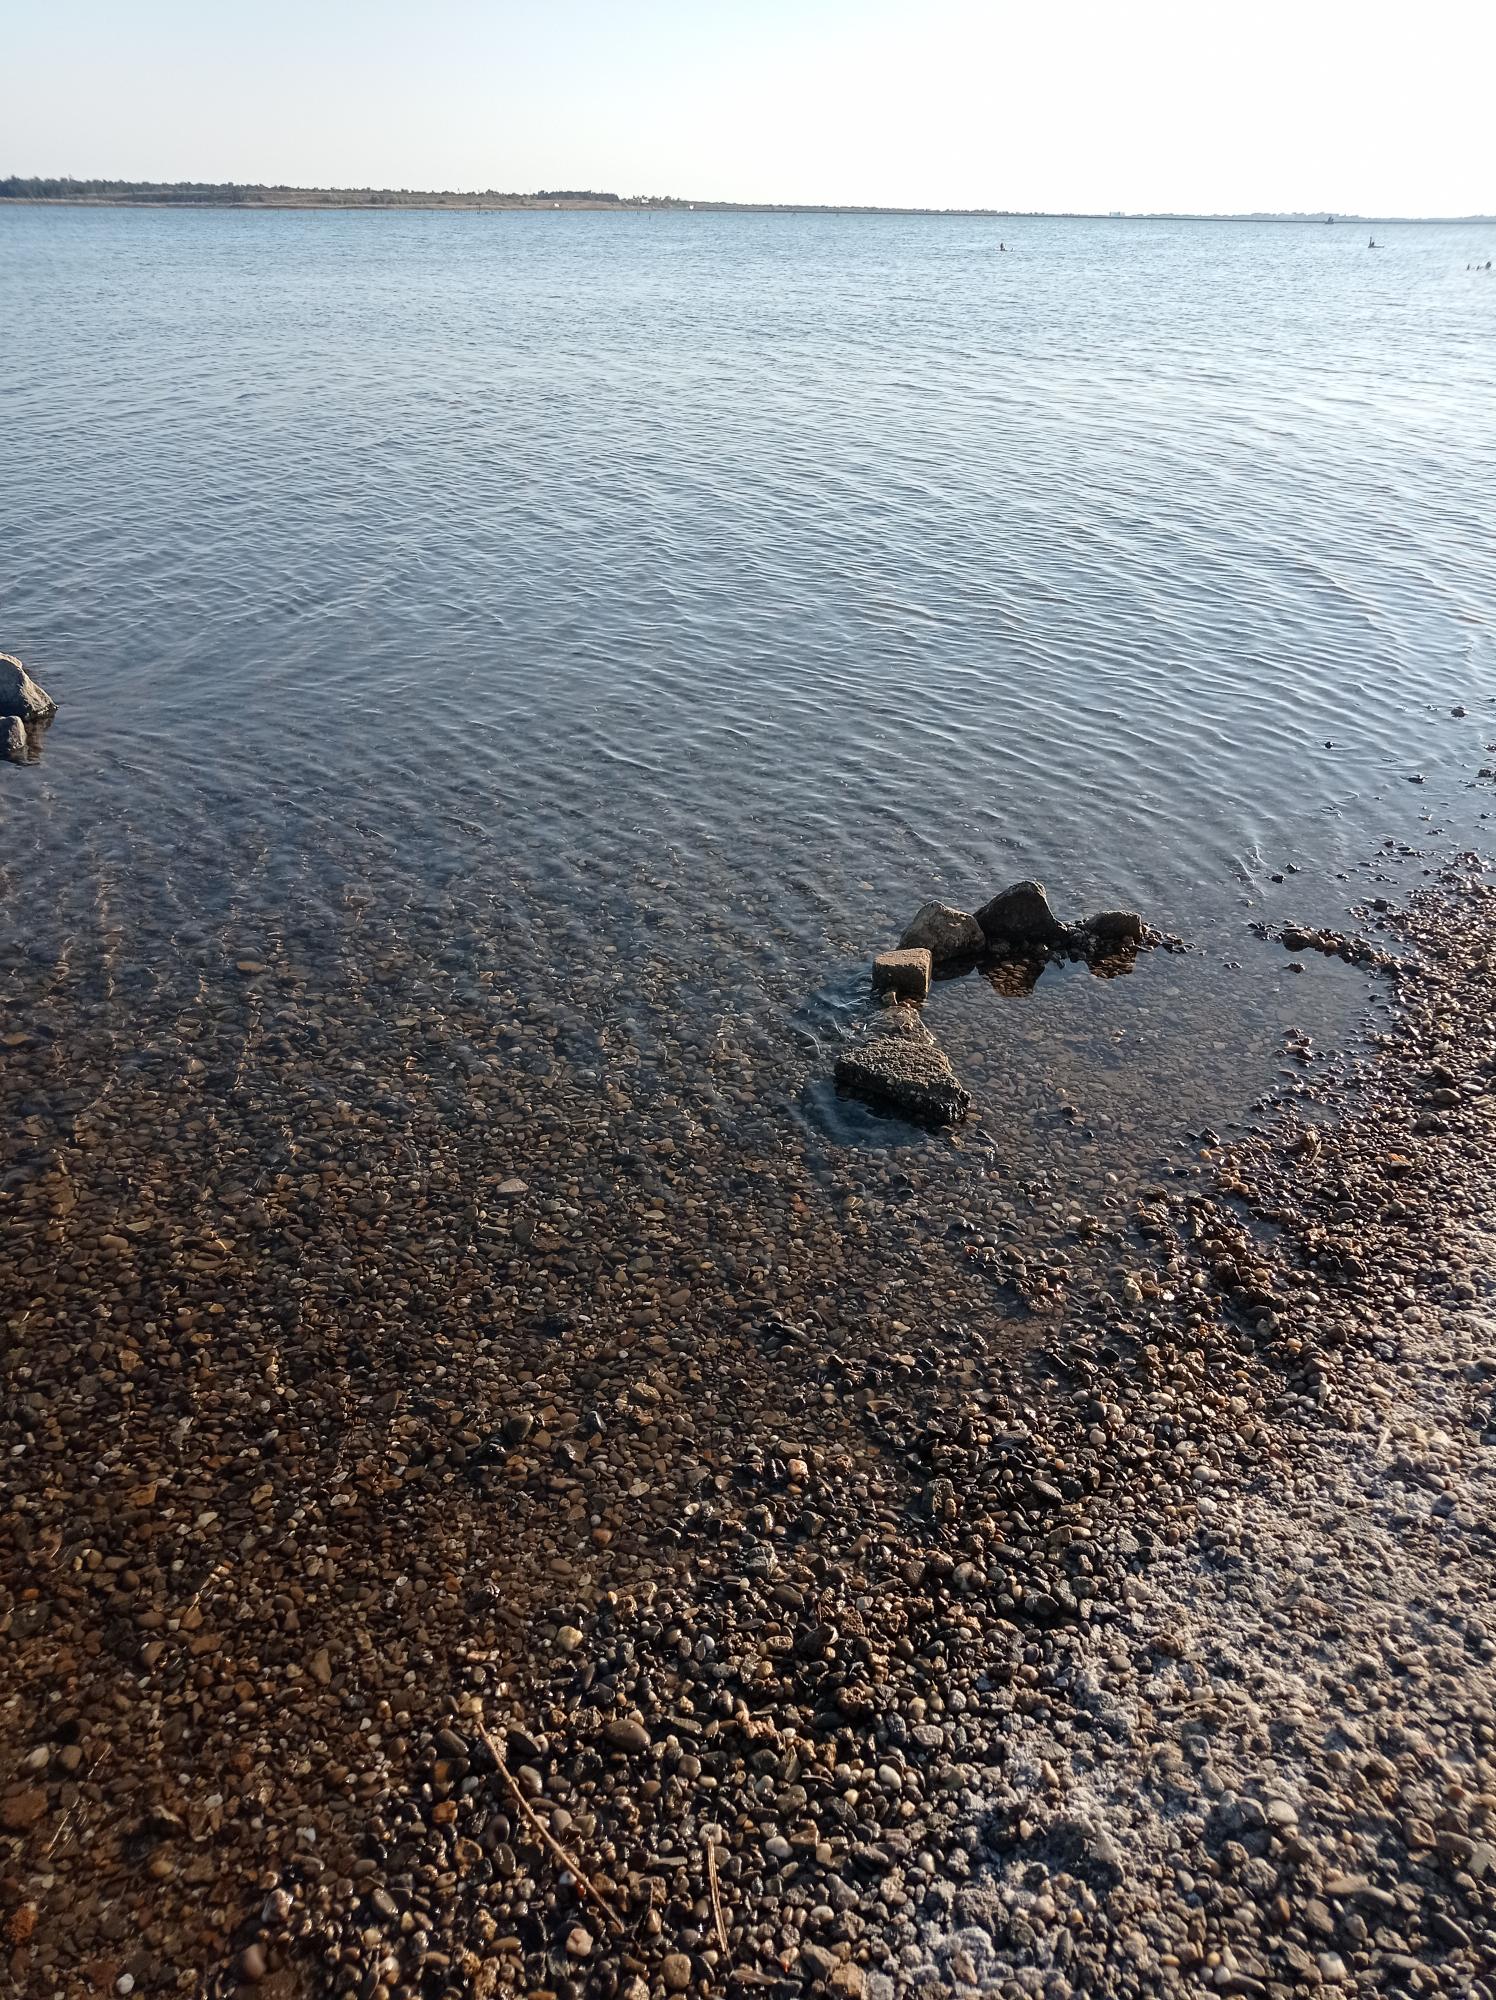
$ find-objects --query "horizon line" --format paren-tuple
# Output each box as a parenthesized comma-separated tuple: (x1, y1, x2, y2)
(3, 177, 1494, 224)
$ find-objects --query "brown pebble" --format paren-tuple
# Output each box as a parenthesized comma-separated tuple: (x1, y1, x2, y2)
(6, 1905, 38, 1946)
(604, 1718, 652, 1754)
(1, 1788, 48, 1833)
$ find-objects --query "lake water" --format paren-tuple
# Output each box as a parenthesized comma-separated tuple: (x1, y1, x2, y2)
(3, 208, 1495, 1313)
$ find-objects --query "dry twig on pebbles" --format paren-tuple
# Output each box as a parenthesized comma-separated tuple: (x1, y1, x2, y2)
(475, 1723, 625, 1934)
(45, 1743, 112, 1859)
(706, 1833, 730, 1957)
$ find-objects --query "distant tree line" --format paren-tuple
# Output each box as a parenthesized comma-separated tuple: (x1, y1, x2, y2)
(0, 176, 1025, 215)
(0, 177, 640, 206)
(3, 176, 263, 202)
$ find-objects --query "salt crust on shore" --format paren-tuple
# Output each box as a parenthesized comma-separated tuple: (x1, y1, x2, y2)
(908, 1225, 1496, 1996)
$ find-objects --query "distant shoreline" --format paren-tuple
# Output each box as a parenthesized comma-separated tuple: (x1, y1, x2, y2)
(3, 180, 1492, 222)
(7, 197, 1013, 216)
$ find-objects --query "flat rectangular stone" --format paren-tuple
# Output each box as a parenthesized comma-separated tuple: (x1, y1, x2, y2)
(872, 948, 931, 1002)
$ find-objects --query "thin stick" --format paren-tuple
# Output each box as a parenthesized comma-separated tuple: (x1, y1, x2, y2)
(46, 1742, 112, 1857)
(476, 1724, 623, 1934)
(706, 1835, 729, 1956)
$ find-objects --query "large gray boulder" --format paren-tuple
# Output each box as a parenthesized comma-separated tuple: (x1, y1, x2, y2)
(898, 901, 985, 965)
(974, 879, 1068, 951)
(1, 716, 28, 764)
(0, 655, 57, 723)
(834, 1009, 970, 1126)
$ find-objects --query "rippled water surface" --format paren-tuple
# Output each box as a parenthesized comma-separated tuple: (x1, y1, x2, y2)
(4, 208, 1496, 1221)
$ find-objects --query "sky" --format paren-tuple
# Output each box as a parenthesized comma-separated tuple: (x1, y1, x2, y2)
(9, 0, 1495, 216)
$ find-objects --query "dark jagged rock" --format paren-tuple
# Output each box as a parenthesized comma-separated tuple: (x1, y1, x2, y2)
(974, 879, 1067, 951)
(1, 716, 28, 765)
(834, 1011, 969, 1125)
(1081, 909, 1145, 948)
(0, 654, 57, 724)
(898, 901, 986, 965)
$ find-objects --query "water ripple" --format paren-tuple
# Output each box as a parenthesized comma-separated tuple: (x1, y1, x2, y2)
(3, 207, 1495, 1152)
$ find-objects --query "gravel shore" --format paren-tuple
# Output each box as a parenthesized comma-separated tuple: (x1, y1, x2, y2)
(5, 851, 1496, 2000)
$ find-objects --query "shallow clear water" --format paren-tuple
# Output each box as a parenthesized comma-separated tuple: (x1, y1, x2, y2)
(3, 207, 1495, 1205)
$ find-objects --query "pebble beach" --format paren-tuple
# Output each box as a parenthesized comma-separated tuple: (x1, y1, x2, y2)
(6, 835, 1496, 2000)
(6, 201, 1496, 2000)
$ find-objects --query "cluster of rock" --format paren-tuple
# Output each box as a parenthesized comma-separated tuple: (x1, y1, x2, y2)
(835, 881, 1148, 1126)
(909, 882, 1146, 968)
(1275, 920, 1389, 968)
(1, 654, 58, 765)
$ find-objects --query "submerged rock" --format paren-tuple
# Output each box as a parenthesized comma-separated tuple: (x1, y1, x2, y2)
(0, 655, 57, 724)
(1, 716, 28, 765)
(872, 946, 932, 1002)
(975, 879, 1067, 951)
(834, 1012, 970, 1126)
(898, 901, 985, 965)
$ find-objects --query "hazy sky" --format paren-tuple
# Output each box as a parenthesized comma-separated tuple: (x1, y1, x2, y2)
(10, 0, 1494, 215)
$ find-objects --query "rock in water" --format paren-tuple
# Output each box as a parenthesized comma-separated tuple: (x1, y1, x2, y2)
(835, 1015, 970, 1126)
(0, 655, 57, 724)
(871, 947, 932, 1002)
(974, 879, 1067, 950)
(898, 901, 985, 964)
(1082, 910, 1145, 947)
(1, 716, 28, 765)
